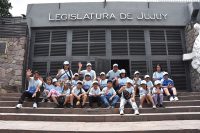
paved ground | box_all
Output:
[0,120,199,132]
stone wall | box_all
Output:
[185,23,200,91]
[0,37,26,92]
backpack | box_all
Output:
[123,90,131,100]
[57,96,65,106]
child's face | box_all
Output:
[74,76,79,80]
[85,76,91,81]
[46,79,52,85]
[145,78,150,81]
[77,84,82,89]
[100,75,106,79]
[135,74,139,78]
[126,83,132,88]
[93,84,98,89]
[121,73,125,78]
[164,75,168,79]
[156,84,161,88]
[141,84,146,88]
[107,82,112,88]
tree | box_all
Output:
[0,0,12,17]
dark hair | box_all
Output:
[34,71,40,75]
[155,64,163,72]
[63,64,71,71]
[120,73,127,78]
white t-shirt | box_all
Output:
[146,81,154,89]
[133,78,141,86]
[26,77,42,93]
[80,70,96,80]
[57,69,73,82]
[99,79,108,89]
[152,87,164,94]
[83,80,93,91]
[72,86,85,95]
[62,89,71,96]
[89,87,101,96]
[121,86,134,99]
[106,70,120,80]
[139,87,150,96]
[72,80,78,86]
[153,71,164,80]
[118,77,131,87]
[101,87,116,96]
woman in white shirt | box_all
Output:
[152,64,164,81]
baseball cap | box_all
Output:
[63,61,69,65]
[154,80,162,86]
[126,79,133,85]
[120,69,126,74]
[134,71,140,75]
[86,63,92,66]
[100,72,105,75]
[113,64,118,67]
[77,80,83,85]
[140,80,147,85]
[163,72,169,76]
[52,78,58,83]
[85,73,91,77]
[144,75,150,79]
[92,81,99,85]
[74,73,79,76]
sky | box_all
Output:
[9,0,200,16]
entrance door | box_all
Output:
[111,60,130,77]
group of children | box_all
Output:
[15,61,179,115]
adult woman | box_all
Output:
[152,64,164,81]
[56,61,73,82]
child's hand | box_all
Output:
[26,69,32,76]
[109,97,113,101]
[32,92,36,98]
[78,62,82,68]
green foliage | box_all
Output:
[0,0,12,17]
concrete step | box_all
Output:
[0,100,200,108]
[0,112,200,122]
[0,120,199,133]
[0,95,200,101]
[0,106,199,114]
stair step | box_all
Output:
[0,95,200,101]
[0,112,200,122]
[0,120,199,133]
[0,100,200,108]
[0,106,199,114]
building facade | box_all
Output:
[23,2,199,91]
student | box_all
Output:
[82,73,93,93]
[133,71,141,95]
[72,73,79,87]
[115,69,130,91]
[100,80,119,108]
[139,80,156,109]
[118,80,139,115]
[153,64,164,81]
[56,61,73,83]
[70,81,87,108]
[47,78,63,107]
[152,80,164,107]
[41,76,54,102]
[88,81,101,108]
[98,72,108,90]
[106,64,120,80]
[161,72,179,101]
[63,82,72,107]
[16,69,42,109]
[78,62,96,80]
[144,75,154,92]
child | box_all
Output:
[101,80,119,108]
[47,78,63,107]
[88,81,101,108]
[118,79,139,115]
[82,73,93,93]
[72,73,79,87]
[133,71,141,96]
[70,81,87,108]
[98,72,108,90]
[161,72,179,101]
[16,69,42,109]
[152,80,164,107]
[139,80,156,109]
[61,81,72,107]
[144,75,154,91]
[41,76,54,102]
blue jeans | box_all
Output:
[100,94,119,107]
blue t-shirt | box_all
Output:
[53,86,63,94]
[44,83,54,91]
[161,78,174,86]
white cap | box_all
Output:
[63,61,69,65]
[144,75,150,79]
[140,80,147,85]
[86,63,92,66]
[126,79,133,85]
[134,71,140,75]
[163,72,169,76]
[52,78,58,83]
[85,73,91,76]
[77,80,83,85]
[154,80,162,86]
[100,72,105,75]
[92,81,99,85]
[74,73,79,76]
[113,64,118,67]
[120,69,126,74]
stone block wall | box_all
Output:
[0,37,26,92]
[185,23,200,91]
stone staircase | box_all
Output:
[0,92,200,132]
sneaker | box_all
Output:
[16,104,22,109]
[170,96,174,101]
[174,96,179,101]
[120,110,124,115]
[152,105,156,109]
[134,110,140,115]
[159,104,165,108]
[33,102,37,108]
[76,101,80,106]
[69,105,73,108]
[139,105,142,109]
[156,104,160,108]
